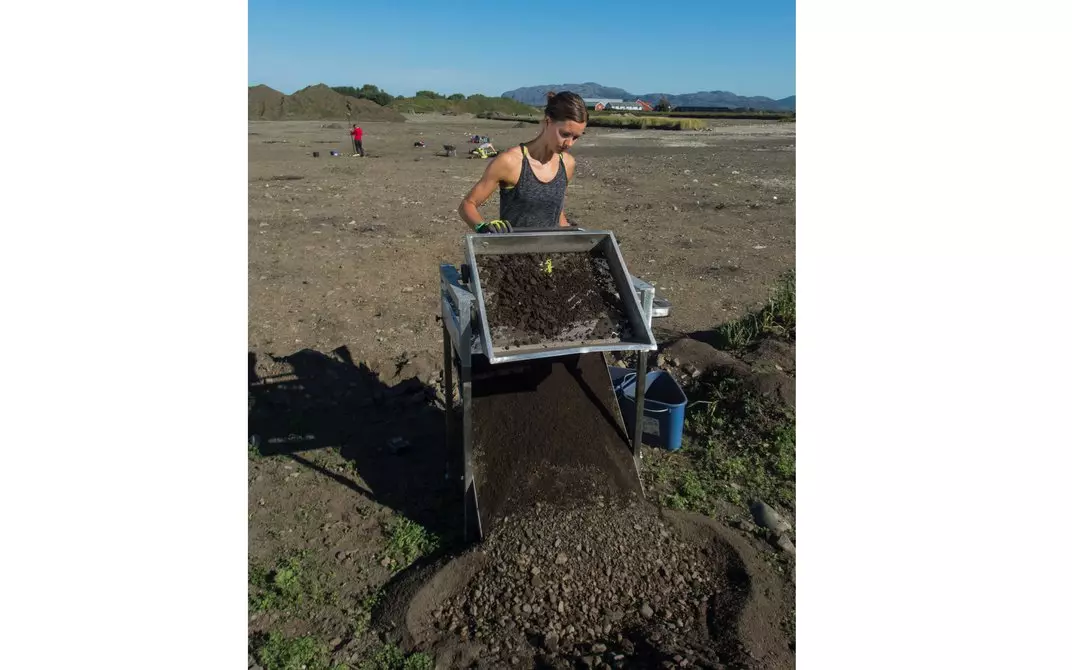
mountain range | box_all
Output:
[501,83,795,111]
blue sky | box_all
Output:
[249,0,795,99]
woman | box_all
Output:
[458,91,588,233]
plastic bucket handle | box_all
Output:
[617,373,671,413]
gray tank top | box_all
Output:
[499,144,568,229]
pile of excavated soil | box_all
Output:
[248,84,405,122]
[381,503,792,670]
[479,251,629,349]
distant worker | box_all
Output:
[458,91,588,233]
[350,124,365,157]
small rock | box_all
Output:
[592,643,608,653]
[543,632,560,651]
[640,603,654,619]
[555,553,568,565]
[510,656,519,665]
[776,533,796,556]
[329,637,342,647]
[750,500,792,534]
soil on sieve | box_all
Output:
[471,352,642,537]
[380,502,792,669]
[478,251,629,349]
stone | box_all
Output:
[543,632,560,652]
[776,533,796,556]
[750,500,792,534]
[640,603,654,619]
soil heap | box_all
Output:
[392,502,762,670]
[248,83,405,122]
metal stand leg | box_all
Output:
[461,362,481,542]
[443,324,455,477]
[632,350,648,461]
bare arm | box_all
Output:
[559,153,577,227]
[458,154,513,231]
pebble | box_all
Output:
[555,553,568,565]
[640,603,654,619]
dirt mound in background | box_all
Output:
[248,83,406,122]
[379,503,793,669]
[248,84,285,119]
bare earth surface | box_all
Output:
[248,115,795,669]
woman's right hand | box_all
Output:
[476,220,512,234]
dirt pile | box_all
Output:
[480,251,629,349]
[248,83,405,122]
[387,502,785,669]
[248,84,286,119]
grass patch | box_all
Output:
[648,372,795,514]
[351,587,383,637]
[717,271,795,350]
[358,644,433,670]
[390,95,537,116]
[587,114,707,130]
[684,374,795,510]
[381,517,440,572]
[249,552,335,612]
[251,631,342,670]
[479,112,709,130]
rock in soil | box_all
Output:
[749,500,792,535]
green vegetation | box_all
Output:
[656,110,794,120]
[649,371,795,514]
[358,644,433,670]
[482,112,708,130]
[351,587,383,637]
[330,84,393,107]
[381,517,440,572]
[251,631,342,670]
[717,271,795,351]
[647,272,796,515]
[587,114,707,130]
[390,94,537,116]
[249,552,334,612]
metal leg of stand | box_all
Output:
[443,324,454,476]
[461,361,480,543]
[632,350,648,461]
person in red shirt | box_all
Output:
[350,124,365,157]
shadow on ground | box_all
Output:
[248,346,461,542]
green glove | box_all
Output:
[476,219,512,234]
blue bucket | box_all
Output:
[609,367,687,451]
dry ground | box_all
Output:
[248,114,795,669]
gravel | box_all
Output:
[423,501,741,668]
